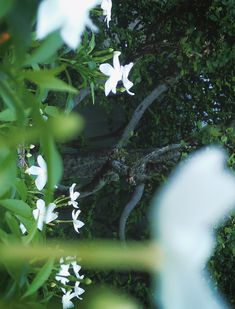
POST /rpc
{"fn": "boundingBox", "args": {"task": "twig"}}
[119,183,145,241]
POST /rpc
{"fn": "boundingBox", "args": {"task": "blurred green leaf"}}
[0,0,14,19]
[44,106,60,117]
[14,178,28,201]
[0,152,16,197]
[0,109,16,122]
[0,78,25,122]
[7,0,37,62]
[5,211,21,237]
[0,199,31,218]
[22,70,78,93]
[23,32,63,66]
[22,259,54,299]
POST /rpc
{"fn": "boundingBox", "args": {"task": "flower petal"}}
[26,166,41,176]
[99,63,114,76]
[35,173,47,191]
[37,155,47,171]
[45,202,58,223]
[36,0,64,39]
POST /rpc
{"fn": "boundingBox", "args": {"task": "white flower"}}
[19,223,27,234]
[62,290,76,309]
[74,281,85,300]
[36,0,100,49]
[56,263,70,286]
[68,183,80,208]
[153,147,235,309]
[100,51,123,96]
[99,51,134,96]
[101,0,112,27]
[71,261,84,280]
[72,209,84,233]
[27,155,47,191]
[121,63,134,95]
[33,199,58,231]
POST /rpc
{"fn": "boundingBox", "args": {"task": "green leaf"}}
[44,106,60,117]
[22,70,78,94]
[88,32,95,54]
[22,259,54,298]
[7,0,37,62]
[0,199,31,218]
[90,81,95,104]
[0,109,16,122]
[14,178,28,201]
[0,0,14,19]
[5,211,21,237]
[0,78,25,122]
[0,151,16,197]
[23,32,63,66]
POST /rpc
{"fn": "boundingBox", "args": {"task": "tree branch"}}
[117,83,168,148]
[119,183,145,241]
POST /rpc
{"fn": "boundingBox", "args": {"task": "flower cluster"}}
[55,257,85,309]
[69,183,84,233]
[36,0,134,97]
[26,155,85,308]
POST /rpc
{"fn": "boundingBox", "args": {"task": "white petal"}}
[37,155,47,171]
[33,199,46,231]
[153,147,235,309]
[35,173,47,191]
[122,63,134,95]
[113,51,121,70]
[19,223,27,234]
[72,191,80,201]
[74,281,85,299]
[104,77,118,96]
[101,0,112,27]
[45,203,58,223]
[99,63,114,76]
[69,183,76,196]
[36,0,64,39]
[62,291,75,309]
[26,166,41,176]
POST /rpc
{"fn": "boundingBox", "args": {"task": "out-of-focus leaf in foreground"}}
[82,286,142,309]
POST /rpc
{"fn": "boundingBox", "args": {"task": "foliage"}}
[0,0,234,309]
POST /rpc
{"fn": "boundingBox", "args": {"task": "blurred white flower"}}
[68,183,80,208]
[27,155,47,191]
[153,147,235,309]
[121,62,134,95]
[33,199,58,231]
[62,290,76,309]
[56,262,70,286]
[74,281,85,300]
[71,261,84,280]
[36,0,100,49]
[19,223,27,234]
[99,51,134,96]
[101,0,112,27]
[72,209,84,233]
